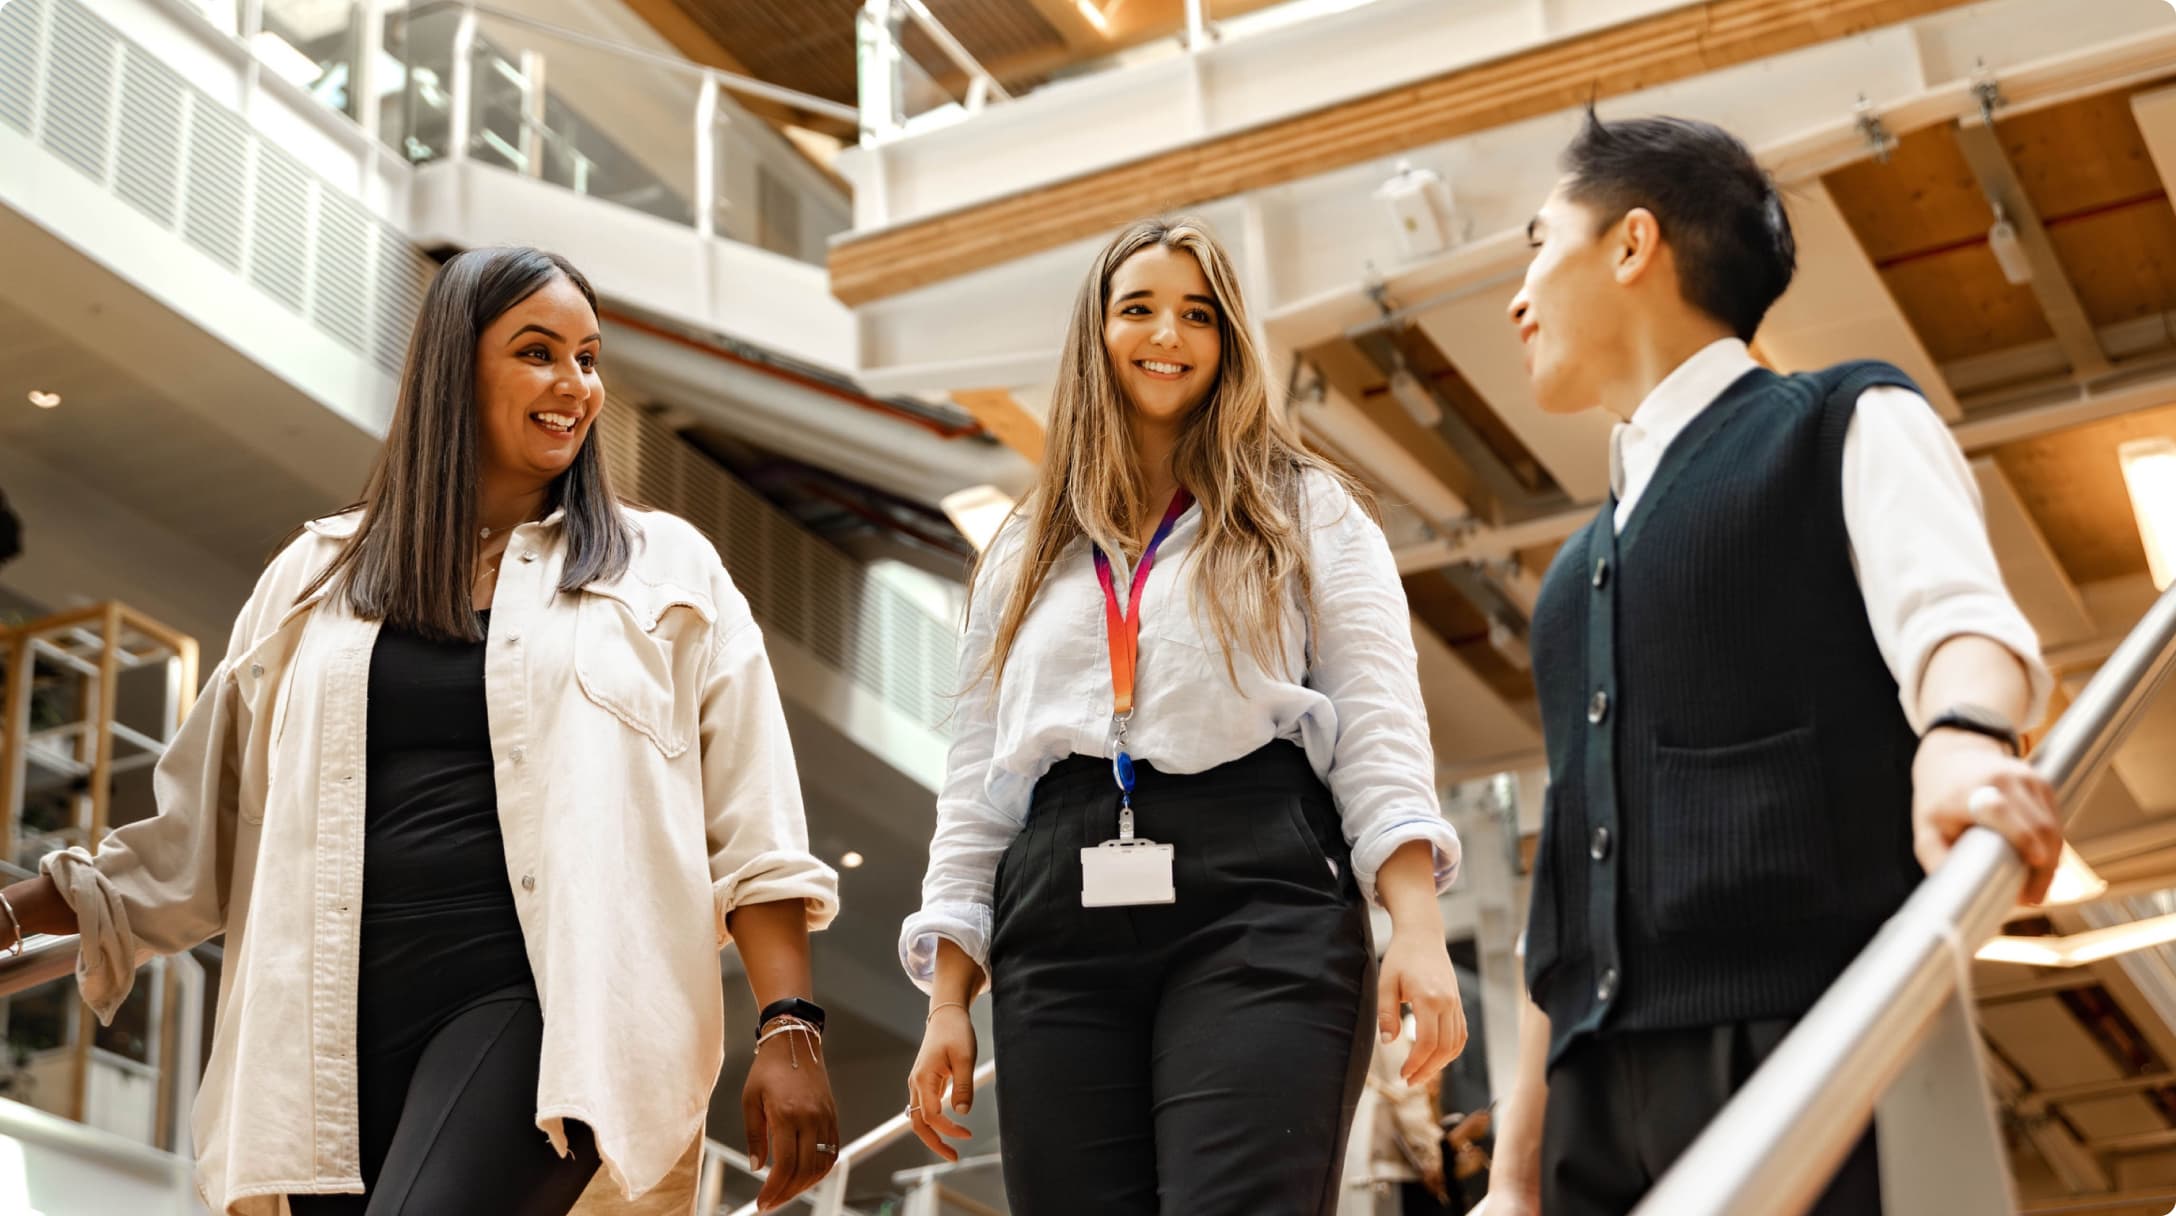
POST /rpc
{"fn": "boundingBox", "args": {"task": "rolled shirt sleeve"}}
[1304,477,1462,903]
[899,537,1020,994]
[39,563,278,1024]
[1845,387,2053,730]
[700,607,840,943]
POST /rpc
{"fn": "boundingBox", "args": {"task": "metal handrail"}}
[393,0,862,125]
[893,0,1011,102]
[725,1058,998,1216]
[0,933,84,999]
[1633,582,2176,1215]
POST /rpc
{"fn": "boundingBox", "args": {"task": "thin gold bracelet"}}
[927,1001,969,1023]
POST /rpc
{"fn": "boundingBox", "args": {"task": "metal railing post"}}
[517,48,546,177]
[1185,0,1207,50]
[856,0,901,142]
[694,73,718,240]
[813,1163,849,1216]
[447,3,476,163]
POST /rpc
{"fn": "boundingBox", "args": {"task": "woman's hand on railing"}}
[1911,729,2062,905]
[0,875,78,944]
[906,1002,977,1163]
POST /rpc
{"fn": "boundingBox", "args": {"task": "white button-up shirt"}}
[1610,339,2052,727]
[901,471,1461,989]
[43,505,838,1216]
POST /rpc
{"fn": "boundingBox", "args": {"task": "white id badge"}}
[1081,839,1176,907]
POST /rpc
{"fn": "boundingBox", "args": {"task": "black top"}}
[1522,361,1925,1068]
[359,611,532,1038]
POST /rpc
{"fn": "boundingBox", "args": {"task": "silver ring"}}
[815,1143,838,1155]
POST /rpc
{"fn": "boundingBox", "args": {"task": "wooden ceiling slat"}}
[1827,125,1989,264]
[661,0,1067,108]
[1992,401,2176,586]
[1879,246,2052,363]
[2048,205,2176,329]
[2000,88,2168,220]
[829,0,1988,305]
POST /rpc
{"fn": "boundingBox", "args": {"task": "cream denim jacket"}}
[42,505,840,1215]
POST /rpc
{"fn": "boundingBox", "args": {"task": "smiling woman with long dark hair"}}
[0,246,842,1216]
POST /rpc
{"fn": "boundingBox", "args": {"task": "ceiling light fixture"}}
[26,391,59,409]
[841,851,865,869]
[1977,909,2176,968]
[1385,363,1442,428]
[2119,436,2176,590]
[1986,204,2033,286]
[2041,842,2109,907]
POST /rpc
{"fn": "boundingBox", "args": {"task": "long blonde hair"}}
[971,216,1371,689]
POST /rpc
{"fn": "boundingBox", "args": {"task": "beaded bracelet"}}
[756,1016,823,1070]
[0,892,24,958]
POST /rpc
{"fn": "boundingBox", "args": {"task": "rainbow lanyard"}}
[1092,488,1194,838]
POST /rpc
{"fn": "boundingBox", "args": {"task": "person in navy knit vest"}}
[1473,110,2065,1216]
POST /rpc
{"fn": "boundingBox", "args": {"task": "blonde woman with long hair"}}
[898,217,1467,1212]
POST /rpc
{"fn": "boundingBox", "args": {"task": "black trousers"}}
[289,986,601,1216]
[990,742,1376,1216]
[1540,1021,1882,1216]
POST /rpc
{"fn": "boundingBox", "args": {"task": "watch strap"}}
[756,996,826,1037]
[1924,707,2022,757]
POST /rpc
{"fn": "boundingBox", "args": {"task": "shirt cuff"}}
[712,850,841,946]
[40,845,138,1025]
[1894,601,2053,732]
[899,903,993,996]
[1349,816,1463,906]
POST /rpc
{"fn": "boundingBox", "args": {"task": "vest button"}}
[1589,826,1612,861]
[1588,690,1610,724]
[1597,968,1618,1002]
[1592,557,1609,589]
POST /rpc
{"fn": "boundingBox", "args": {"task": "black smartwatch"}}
[756,996,826,1038]
[1923,704,2022,757]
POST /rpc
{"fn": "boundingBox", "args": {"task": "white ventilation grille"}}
[182,102,248,270]
[0,0,47,137]
[41,0,115,181]
[113,52,182,226]
[599,406,958,731]
[247,145,313,313]
[14,0,436,376]
[311,193,373,354]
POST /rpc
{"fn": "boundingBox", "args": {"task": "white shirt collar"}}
[1609,338,1761,502]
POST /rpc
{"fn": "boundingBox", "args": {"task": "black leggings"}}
[288,988,601,1216]
[989,742,1377,1215]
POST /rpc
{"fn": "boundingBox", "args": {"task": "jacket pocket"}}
[1648,725,1835,937]
[231,607,316,822]
[574,578,715,758]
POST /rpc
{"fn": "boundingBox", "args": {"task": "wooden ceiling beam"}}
[1953,120,2115,379]
[949,388,1046,463]
[828,0,1989,306]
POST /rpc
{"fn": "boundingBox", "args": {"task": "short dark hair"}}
[304,246,633,639]
[1560,109,1795,342]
